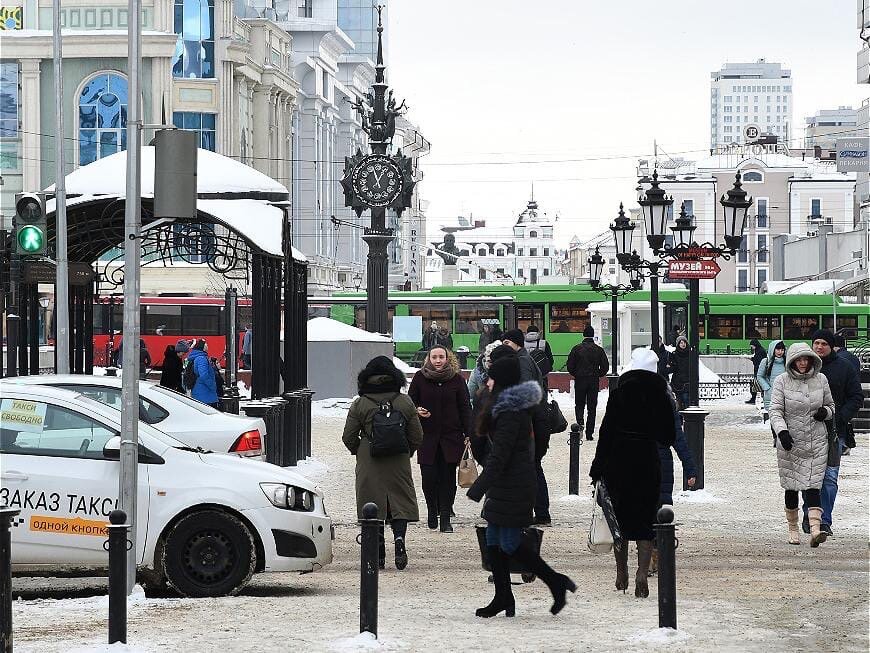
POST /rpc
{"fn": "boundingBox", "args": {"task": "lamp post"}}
[37,296,50,346]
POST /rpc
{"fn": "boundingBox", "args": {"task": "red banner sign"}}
[668,259,721,279]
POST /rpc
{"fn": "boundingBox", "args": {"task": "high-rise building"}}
[337,1,387,64]
[710,59,792,148]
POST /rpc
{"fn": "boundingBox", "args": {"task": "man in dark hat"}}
[801,329,863,536]
[566,325,609,441]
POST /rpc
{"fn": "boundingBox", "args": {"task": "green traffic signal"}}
[17,225,45,254]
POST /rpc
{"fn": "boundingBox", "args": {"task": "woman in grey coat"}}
[343,356,424,570]
[769,343,834,547]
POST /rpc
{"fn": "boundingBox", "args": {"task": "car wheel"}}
[162,509,256,598]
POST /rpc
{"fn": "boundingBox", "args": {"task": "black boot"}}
[427,509,438,530]
[440,513,453,533]
[614,541,629,592]
[512,540,576,615]
[394,537,408,570]
[476,546,515,618]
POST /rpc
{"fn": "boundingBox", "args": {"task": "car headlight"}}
[260,483,315,511]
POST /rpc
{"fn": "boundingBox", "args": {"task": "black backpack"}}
[363,394,409,458]
[530,340,553,376]
[183,359,198,391]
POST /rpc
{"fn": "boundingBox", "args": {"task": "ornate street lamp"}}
[671,202,696,249]
[720,172,753,253]
[610,203,635,265]
[638,170,674,252]
[588,247,605,288]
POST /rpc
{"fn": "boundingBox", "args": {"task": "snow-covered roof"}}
[197,199,305,260]
[48,147,288,197]
[307,317,392,342]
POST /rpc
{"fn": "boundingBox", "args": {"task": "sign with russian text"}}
[668,259,721,279]
[0,399,47,433]
[836,138,869,172]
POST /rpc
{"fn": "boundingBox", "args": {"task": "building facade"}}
[805,106,858,150]
[710,59,792,148]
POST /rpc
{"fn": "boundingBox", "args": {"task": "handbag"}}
[457,441,479,488]
[547,400,568,434]
[588,481,613,554]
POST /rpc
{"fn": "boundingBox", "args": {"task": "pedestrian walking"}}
[494,334,552,525]
[186,339,220,408]
[116,337,152,380]
[589,347,676,598]
[746,338,767,404]
[159,345,184,393]
[668,336,692,410]
[342,356,423,570]
[799,330,863,536]
[466,353,576,617]
[565,325,609,440]
[523,324,554,382]
[756,340,786,423]
[408,346,473,532]
[241,325,252,369]
[769,342,835,547]
[468,340,502,466]
[653,336,670,378]
[211,357,225,409]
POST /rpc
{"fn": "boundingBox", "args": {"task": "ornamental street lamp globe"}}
[638,170,673,253]
[720,172,753,253]
[610,203,635,265]
[671,202,697,249]
[588,247,605,288]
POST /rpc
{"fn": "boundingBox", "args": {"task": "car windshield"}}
[149,386,222,415]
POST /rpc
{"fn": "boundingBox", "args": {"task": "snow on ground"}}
[674,488,725,504]
[392,357,417,374]
[311,398,354,417]
[329,632,407,652]
[630,627,692,645]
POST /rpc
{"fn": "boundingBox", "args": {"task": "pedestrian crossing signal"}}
[14,192,47,256]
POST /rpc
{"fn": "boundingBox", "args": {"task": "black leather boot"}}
[476,546,515,618]
[614,540,629,592]
[439,513,453,533]
[512,540,576,615]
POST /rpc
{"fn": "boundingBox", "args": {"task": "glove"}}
[812,407,828,422]
[778,430,793,451]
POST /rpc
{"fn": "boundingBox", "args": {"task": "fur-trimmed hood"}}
[491,380,543,418]
[357,355,406,394]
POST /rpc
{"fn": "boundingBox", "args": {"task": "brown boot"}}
[614,541,629,592]
[648,548,659,576]
[808,507,827,547]
[785,508,800,545]
[635,540,653,598]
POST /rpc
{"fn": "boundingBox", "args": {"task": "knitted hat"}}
[489,344,516,364]
[810,329,835,349]
[583,325,595,338]
[502,329,525,347]
[482,340,503,370]
[488,355,521,389]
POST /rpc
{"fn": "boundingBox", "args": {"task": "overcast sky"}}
[387,0,864,247]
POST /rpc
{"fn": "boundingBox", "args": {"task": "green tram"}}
[308,285,869,370]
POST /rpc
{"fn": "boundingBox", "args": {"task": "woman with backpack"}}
[342,356,423,570]
[409,346,473,532]
[756,340,786,423]
[186,339,219,408]
[159,345,184,393]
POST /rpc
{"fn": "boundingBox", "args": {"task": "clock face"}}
[351,155,402,208]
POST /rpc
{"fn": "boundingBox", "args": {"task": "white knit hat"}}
[628,347,659,373]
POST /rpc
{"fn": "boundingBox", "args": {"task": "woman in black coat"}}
[159,345,184,392]
[669,336,692,410]
[467,354,576,618]
[590,357,676,598]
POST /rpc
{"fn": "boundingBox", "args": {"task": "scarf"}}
[421,360,456,382]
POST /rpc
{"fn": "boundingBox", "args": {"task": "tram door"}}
[515,304,545,333]
[663,302,688,345]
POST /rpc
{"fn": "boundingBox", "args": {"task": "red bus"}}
[93,295,252,369]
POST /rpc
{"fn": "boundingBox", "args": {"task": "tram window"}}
[409,304,451,334]
[455,304,499,334]
[144,305,182,336]
[354,305,395,332]
[822,316,857,336]
[516,305,544,333]
[182,305,221,336]
[94,304,124,335]
[747,316,781,339]
[782,316,819,340]
[707,315,743,339]
[549,304,589,333]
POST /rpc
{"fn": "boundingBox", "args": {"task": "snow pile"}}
[676,488,724,504]
[292,456,330,479]
[698,360,721,383]
[308,318,392,343]
[392,357,417,374]
[330,631,406,652]
[631,627,692,645]
[312,398,354,416]
[557,494,590,503]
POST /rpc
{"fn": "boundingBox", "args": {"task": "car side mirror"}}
[103,435,121,459]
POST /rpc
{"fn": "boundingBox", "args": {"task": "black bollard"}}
[654,506,677,629]
[359,502,381,638]
[107,509,130,644]
[1,507,21,653]
[680,408,709,490]
[568,423,581,495]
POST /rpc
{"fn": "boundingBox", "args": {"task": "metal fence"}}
[699,373,753,400]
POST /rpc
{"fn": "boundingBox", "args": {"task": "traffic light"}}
[14,192,46,256]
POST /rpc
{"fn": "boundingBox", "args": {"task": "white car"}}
[0,382,333,597]
[11,375,266,459]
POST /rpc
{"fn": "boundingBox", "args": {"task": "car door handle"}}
[2,471,29,481]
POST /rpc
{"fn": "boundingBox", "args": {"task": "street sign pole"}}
[52,0,70,374]
[119,0,142,594]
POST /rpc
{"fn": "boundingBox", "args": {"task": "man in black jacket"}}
[801,329,863,535]
[566,326,609,441]
[746,338,766,404]
[495,333,552,525]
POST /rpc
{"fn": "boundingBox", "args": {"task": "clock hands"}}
[372,168,385,189]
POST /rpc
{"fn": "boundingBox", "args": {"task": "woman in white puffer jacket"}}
[769,342,834,547]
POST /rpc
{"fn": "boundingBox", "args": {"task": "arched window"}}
[173,0,215,79]
[78,72,128,166]
[496,249,505,256]
[529,230,538,238]
[478,249,487,257]
[741,170,763,182]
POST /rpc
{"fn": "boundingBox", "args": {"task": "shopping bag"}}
[457,441,479,488]
[587,482,613,554]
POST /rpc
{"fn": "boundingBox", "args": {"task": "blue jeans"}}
[803,439,842,526]
[535,461,550,520]
[485,524,522,554]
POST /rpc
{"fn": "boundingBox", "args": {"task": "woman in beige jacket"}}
[769,343,835,547]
